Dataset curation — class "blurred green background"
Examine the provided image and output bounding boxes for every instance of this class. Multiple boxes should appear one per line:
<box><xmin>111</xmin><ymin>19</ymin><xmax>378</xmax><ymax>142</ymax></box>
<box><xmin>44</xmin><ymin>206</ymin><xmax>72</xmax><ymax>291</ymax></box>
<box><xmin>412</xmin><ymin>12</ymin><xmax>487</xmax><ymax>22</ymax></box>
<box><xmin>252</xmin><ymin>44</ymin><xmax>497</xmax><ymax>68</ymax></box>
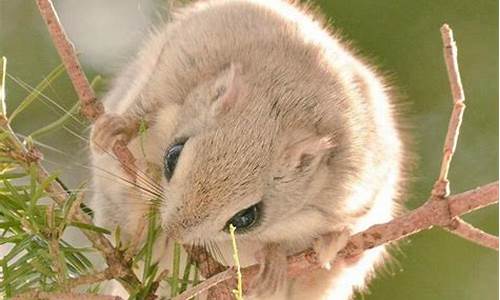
<box><xmin>1</xmin><ymin>0</ymin><xmax>498</xmax><ymax>299</ymax></box>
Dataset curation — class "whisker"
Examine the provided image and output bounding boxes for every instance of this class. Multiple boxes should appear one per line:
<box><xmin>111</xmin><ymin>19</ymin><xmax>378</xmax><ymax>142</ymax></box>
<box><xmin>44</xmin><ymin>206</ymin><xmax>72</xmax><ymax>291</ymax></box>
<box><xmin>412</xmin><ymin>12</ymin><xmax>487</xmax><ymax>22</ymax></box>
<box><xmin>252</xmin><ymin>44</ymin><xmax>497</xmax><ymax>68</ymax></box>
<box><xmin>61</xmin><ymin>125</ymin><xmax>165</xmax><ymax>196</ymax></box>
<box><xmin>45</xmin><ymin>191</ymin><xmax>159</xmax><ymax>208</ymax></box>
<box><xmin>10</xmin><ymin>115</ymin><xmax>166</xmax><ymax>202</ymax></box>
<box><xmin>41</xmin><ymin>157</ymin><xmax>165</xmax><ymax>202</ymax></box>
<box><xmin>85</xmin><ymin>164</ymin><xmax>164</xmax><ymax>200</ymax></box>
<box><xmin>46</xmin><ymin>74</ymin><xmax>66</xmax><ymax>107</ymax></box>
<box><xmin>44</xmin><ymin>153</ymin><xmax>165</xmax><ymax>204</ymax></box>
<box><xmin>63</xmin><ymin>125</ymin><xmax>90</xmax><ymax>143</ymax></box>
<box><xmin>207</xmin><ymin>242</ymin><xmax>216</xmax><ymax>263</ymax></box>
<box><xmin>5</xmin><ymin>74</ymin><xmax>169</xmax><ymax>207</ymax></box>
<box><xmin>6</xmin><ymin>75</ymin><xmax>165</xmax><ymax>199</ymax></box>
<box><xmin>208</xmin><ymin>240</ymin><xmax>226</xmax><ymax>266</ymax></box>
<box><xmin>214</xmin><ymin>241</ymin><xmax>226</xmax><ymax>265</ymax></box>
<box><xmin>7</xmin><ymin>74</ymin><xmax>85</xmax><ymax>126</ymax></box>
<box><xmin>62</xmin><ymin>126</ymin><xmax>165</xmax><ymax>197</ymax></box>
<box><xmin>16</xmin><ymin>133</ymin><xmax>72</xmax><ymax>156</ymax></box>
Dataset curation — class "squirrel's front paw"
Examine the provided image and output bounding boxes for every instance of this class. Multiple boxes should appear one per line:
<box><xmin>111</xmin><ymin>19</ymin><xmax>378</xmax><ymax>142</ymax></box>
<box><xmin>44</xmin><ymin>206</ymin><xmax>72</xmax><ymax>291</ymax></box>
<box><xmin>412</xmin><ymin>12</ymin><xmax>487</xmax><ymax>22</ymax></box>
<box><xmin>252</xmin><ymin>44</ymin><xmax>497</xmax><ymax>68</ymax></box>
<box><xmin>248</xmin><ymin>243</ymin><xmax>288</xmax><ymax>298</ymax></box>
<box><xmin>90</xmin><ymin>114</ymin><xmax>138</xmax><ymax>154</ymax></box>
<box><xmin>313</xmin><ymin>228</ymin><xmax>351</xmax><ymax>270</ymax></box>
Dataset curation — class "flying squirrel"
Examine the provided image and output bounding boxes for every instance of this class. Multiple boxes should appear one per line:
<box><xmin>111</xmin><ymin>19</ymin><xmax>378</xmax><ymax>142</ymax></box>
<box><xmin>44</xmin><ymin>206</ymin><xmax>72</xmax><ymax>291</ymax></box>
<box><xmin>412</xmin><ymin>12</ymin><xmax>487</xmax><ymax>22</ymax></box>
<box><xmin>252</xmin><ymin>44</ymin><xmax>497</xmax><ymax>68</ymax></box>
<box><xmin>89</xmin><ymin>0</ymin><xmax>408</xmax><ymax>299</ymax></box>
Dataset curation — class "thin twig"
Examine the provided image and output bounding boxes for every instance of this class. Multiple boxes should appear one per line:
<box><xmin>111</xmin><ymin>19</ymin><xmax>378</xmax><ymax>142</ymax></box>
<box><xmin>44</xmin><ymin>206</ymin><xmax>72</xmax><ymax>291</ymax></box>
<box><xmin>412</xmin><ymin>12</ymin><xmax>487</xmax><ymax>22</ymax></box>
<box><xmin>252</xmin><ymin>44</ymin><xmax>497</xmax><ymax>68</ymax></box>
<box><xmin>35</xmin><ymin>0</ymin><xmax>137</xmax><ymax>178</ymax></box>
<box><xmin>431</xmin><ymin>24</ymin><xmax>497</xmax><ymax>247</ymax></box>
<box><xmin>432</xmin><ymin>24</ymin><xmax>466</xmax><ymax>199</ymax></box>
<box><xmin>446</xmin><ymin>217</ymin><xmax>499</xmax><ymax>250</ymax></box>
<box><xmin>448</xmin><ymin>182</ymin><xmax>499</xmax><ymax>215</ymax></box>
<box><xmin>33</xmin><ymin>0</ymin><xmax>102</xmax><ymax>120</ymax></box>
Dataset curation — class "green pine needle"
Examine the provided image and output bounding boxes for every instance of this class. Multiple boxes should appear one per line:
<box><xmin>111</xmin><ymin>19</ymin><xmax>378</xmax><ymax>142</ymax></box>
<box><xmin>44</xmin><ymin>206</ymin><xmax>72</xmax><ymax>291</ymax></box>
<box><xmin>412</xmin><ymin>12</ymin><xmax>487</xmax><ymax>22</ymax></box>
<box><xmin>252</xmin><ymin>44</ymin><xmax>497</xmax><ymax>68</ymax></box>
<box><xmin>8</xmin><ymin>63</ymin><xmax>65</xmax><ymax>122</ymax></box>
<box><xmin>0</xmin><ymin>57</ymin><xmax>7</xmax><ymax>116</ymax></box>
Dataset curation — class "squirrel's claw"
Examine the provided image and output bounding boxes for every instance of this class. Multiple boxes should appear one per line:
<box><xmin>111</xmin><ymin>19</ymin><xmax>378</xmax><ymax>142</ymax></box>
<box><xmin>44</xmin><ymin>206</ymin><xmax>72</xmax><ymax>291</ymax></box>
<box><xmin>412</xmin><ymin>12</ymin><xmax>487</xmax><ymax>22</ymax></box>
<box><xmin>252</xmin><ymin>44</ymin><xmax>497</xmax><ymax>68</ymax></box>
<box><xmin>248</xmin><ymin>243</ymin><xmax>288</xmax><ymax>298</ymax></box>
<box><xmin>313</xmin><ymin>228</ymin><xmax>351</xmax><ymax>270</ymax></box>
<box><xmin>90</xmin><ymin>114</ymin><xmax>138</xmax><ymax>154</ymax></box>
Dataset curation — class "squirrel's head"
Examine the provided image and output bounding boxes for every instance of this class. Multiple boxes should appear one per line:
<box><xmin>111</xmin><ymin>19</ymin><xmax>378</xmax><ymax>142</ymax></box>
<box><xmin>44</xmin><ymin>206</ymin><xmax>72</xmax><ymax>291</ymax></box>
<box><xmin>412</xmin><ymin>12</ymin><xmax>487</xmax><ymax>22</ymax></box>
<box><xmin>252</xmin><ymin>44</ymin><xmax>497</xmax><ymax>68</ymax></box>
<box><xmin>155</xmin><ymin>63</ymin><xmax>336</xmax><ymax>245</ymax></box>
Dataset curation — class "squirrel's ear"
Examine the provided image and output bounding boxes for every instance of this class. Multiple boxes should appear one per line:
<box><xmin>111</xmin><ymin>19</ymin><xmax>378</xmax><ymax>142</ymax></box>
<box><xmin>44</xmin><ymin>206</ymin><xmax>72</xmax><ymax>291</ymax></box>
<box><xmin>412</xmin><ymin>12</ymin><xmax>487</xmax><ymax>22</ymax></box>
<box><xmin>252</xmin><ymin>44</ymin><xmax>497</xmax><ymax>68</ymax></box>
<box><xmin>280</xmin><ymin>131</ymin><xmax>335</xmax><ymax>171</ymax></box>
<box><xmin>210</xmin><ymin>63</ymin><xmax>243</xmax><ymax>115</ymax></box>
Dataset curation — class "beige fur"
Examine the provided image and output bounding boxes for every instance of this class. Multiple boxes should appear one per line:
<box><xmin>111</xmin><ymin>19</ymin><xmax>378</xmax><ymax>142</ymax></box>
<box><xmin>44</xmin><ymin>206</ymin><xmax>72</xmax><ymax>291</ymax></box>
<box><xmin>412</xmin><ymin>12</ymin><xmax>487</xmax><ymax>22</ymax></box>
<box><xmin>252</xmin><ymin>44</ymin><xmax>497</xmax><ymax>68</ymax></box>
<box><xmin>89</xmin><ymin>1</ymin><xmax>406</xmax><ymax>299</ymax></box>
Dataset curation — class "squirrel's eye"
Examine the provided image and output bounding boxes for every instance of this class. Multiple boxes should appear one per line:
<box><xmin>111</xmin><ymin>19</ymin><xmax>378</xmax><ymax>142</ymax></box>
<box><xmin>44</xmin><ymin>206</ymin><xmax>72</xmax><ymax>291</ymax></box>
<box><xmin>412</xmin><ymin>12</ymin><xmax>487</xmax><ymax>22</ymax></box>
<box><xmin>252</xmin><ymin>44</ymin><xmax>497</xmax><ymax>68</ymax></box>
<box><xmin>164</xmin><ymin>142</ymin><xmax>185</xmax><ymax>180</ymax></box>
<box><xmin>225</xmin><ymin>203</ymin><xmax>261</xmax><ymax>233</ymax></box>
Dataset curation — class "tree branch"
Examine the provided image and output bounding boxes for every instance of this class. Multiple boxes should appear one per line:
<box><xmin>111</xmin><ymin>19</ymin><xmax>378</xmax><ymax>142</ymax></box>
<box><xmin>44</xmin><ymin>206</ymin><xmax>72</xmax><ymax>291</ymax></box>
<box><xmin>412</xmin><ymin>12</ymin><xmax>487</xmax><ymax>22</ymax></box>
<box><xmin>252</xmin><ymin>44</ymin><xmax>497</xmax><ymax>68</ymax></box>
<box><xmin>430</xmin><ymin>23</ymin><xmax>498</xmax><ymax>248</ymax></box>
<box><xmin>446</xmin><ymin>217</ymin><xmax>499</xmax><ymax>250</ymax></box>
<box><xmin>448</xmin><ymin>182</ymin><xmax>499</xmax><ymax>215</ymax></box>
<box><xmin>34</xmin><ymin>0</ymin><xmax>137</xmax><ymax>179</ymax></box>
<box><xmin>183</xmin><ymin>246</ymin><xmax>233</xmax><ymax>298</ymax></box>
<box><xmin>34</xmin><ymin>0</ymin><xmax>101</xmax><ymax>120</ymax></box>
